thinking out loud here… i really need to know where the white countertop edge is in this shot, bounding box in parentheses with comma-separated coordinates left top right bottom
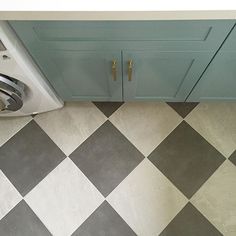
(1, 11, 236, 20)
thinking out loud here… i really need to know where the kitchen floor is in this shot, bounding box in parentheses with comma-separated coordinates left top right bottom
(0, 102, 236, 236)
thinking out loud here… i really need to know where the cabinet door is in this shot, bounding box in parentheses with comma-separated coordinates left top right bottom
(33, 50, 122, 101)
(187, 24, 236, 102)
(123, 51, 213, 101)
(187, 51, 236, 101)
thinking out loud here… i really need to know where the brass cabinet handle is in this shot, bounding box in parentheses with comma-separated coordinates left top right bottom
(112, 60, 117, 81)
(128, 60, 133, 81)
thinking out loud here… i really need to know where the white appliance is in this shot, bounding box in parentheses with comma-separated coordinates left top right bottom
(0, 21, 63, 116)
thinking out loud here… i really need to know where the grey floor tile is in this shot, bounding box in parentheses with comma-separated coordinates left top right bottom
(107, 159, 187, 236)
(191, 161, 236, 235)
(185, 103, 236, 158)
(93, 102, 124, 117)
(35, 102, 107, 156)
(0, 116, 32, 147)
(0, 120, 66, 196)
(70, 121, 144, 197)
(229, 150, 236, 166)
(148, 121, 225, 198)
(0, 200, 52, 236)
(72, 201, 137, 236)
(167, 102, 198, 118)
(159, 203, 223, 236)
(25, 158, 104, 236)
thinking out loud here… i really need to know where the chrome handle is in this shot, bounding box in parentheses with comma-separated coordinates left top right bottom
(128, 60, 133, 81)
(112, 60, 117, 81)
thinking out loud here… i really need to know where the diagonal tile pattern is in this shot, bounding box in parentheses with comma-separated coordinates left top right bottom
(0, 101, 236, 236)
(72, 201, 137, 236)
(148, 121, 225, 198)
(0, 201, 52, 236)
(110, 102, 182, 156)
(35, 102, 107, 155)
(0, 120, 66, 196)
(70, 121, 144, 197)
(229, 150, 236, 166)
(167, 102, 198, 118)
(191, 161, 236, 236)
(159, 203, 223, 236)
(185, 102, 236, 158)
(0, 171, 22, 220)
(93, 102, 124, 117)
(25, 158, 104, 236)
(0, 116, 32, 147)
(107, 159, 188, 236)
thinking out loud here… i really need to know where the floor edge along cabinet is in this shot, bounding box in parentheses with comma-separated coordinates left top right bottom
(9, 20, 236, 102)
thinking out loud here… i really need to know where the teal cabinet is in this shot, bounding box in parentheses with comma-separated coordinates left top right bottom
(9, 21, 234, 51)
(123, 51, 213, 101)
(33, 50, 122, 101)
(9, 20, 235, 102)
(187, 51, 236, 101)
(187, 24, 236, 101)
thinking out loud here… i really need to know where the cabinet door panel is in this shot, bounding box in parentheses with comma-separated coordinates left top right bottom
(10, 21, 234, 51)
(33, 50, 122, 101)
(187, 51, 236, 101)
(123, 51, 213, 101)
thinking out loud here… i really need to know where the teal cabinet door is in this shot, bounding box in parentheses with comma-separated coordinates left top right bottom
(33, 50, 122, 101)
(123, 51, 214, 101)
(187, 51, 236, 101)
(187, 24, 236, 102)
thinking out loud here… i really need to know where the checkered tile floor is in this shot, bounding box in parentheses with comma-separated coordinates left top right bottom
(0, 102, 236, 236)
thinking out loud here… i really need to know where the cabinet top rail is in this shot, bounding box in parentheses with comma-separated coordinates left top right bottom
(1, 0, 236, 20)
(1, 11, 236, 21)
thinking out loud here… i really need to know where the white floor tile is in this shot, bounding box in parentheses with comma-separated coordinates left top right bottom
(192, 161, 236, 236)
(0, 171, 22, 220)
(185, 103, 236, 158)
(0, 116, 32, 147)
(109, 102, 182, 157)
(35, 102, 107, 155)
(25, 158, 104, 236)
(107, 159, 187, 236)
